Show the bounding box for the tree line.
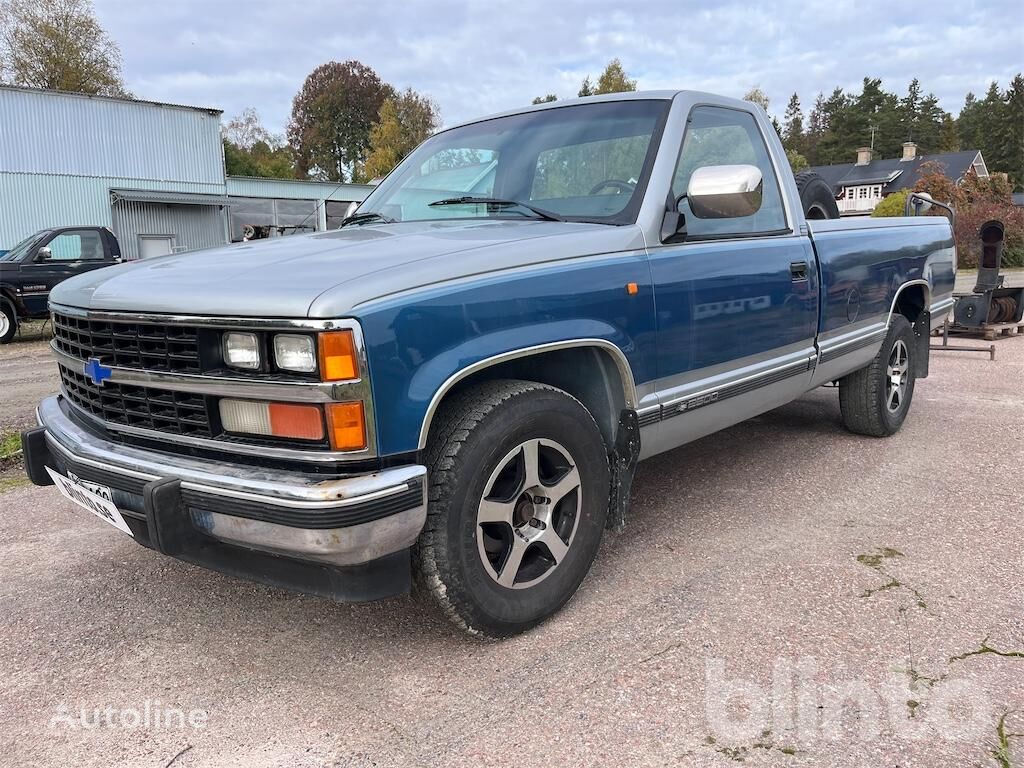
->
[532,67,1022,190]
[757,76,1023,189]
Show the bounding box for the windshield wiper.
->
[338,211,395,228]
[428,196,564,222]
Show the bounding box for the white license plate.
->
[45,466,134,537]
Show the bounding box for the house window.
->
[872,185,882,198]
[859,187,869,199]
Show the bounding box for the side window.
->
[670,106,787,238]
[46,231,105,261]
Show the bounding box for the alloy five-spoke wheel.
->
[886,339,909,413]
[477,438,581,589]
[839,314,916,437]
[414,380,610,637]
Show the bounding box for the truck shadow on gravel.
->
[36,387,891,653]
[70,390,856,649]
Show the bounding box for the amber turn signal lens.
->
[318,330,359,381]
[268,403,325,441]
[327,402,367,451]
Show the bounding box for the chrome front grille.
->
[53,312,202,374]
[59,365,213,437]
[49,305,376,460]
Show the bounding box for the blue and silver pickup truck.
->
[22,91,954,636]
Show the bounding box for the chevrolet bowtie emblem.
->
[84,357,113,386]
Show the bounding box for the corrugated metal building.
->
[225,177,374,242]
[0,85,371,258]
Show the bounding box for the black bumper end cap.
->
[143,477,200,557]
[21,427,54,486]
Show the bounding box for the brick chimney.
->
[901,142,918,162]
[856,147,873,166]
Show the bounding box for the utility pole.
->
[869,123,878,150]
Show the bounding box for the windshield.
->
[355,100,670,226]
[0,231,47,262]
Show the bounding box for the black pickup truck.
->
[0,226,121,343]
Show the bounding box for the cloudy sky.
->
[95,0,1022,135]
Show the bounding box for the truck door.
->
[645,105,819,454]
[20,229,112,314]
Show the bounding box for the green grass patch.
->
[991,712,1022,768]
[0,476,29,493]
[0,432,22,460]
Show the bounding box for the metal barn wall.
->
[111,201,227,261]
[0,86,224,185]
[0,175,229,249]
[0,87,383,251]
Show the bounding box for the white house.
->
[808,142,989,216]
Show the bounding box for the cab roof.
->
[445,90,758,132]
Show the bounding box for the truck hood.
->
[51,220,644,318]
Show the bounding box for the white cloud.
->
[95,0,1024,134]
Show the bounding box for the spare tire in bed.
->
[794,171,840,220]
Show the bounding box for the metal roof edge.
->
[226,175,376,192]
[109,188,231,206]
[0,84,222,115]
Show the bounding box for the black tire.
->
[794,171,840,220]
[414,379,609,637]
[839,315,916,437]
[0,302,17,344]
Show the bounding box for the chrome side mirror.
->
[686,164,763,219]
[35,246,53,262]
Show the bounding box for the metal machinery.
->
[952,220,1024,329]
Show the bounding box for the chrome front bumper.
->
[34,396,427,568]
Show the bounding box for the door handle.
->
[790,261,809,281]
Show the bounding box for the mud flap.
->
[21,427,55,487]
[143,477,200,557]
[607,409,641,532]
[913,310,930,379]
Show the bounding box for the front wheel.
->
[414,380,609,637]
[0,303,17,344]
[839,315,917,436]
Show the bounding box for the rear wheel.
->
[0,303,17,344]
[839,315,916,436]
[794,171,840,220]
[414,380,609,637]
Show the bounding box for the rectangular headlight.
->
[274,334,317,373]
[223,332,260,370]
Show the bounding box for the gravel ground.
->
[0,323,58,433]
[0,324,58,490]
[0,326,1022,767]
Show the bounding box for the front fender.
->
[354,255,657,456]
